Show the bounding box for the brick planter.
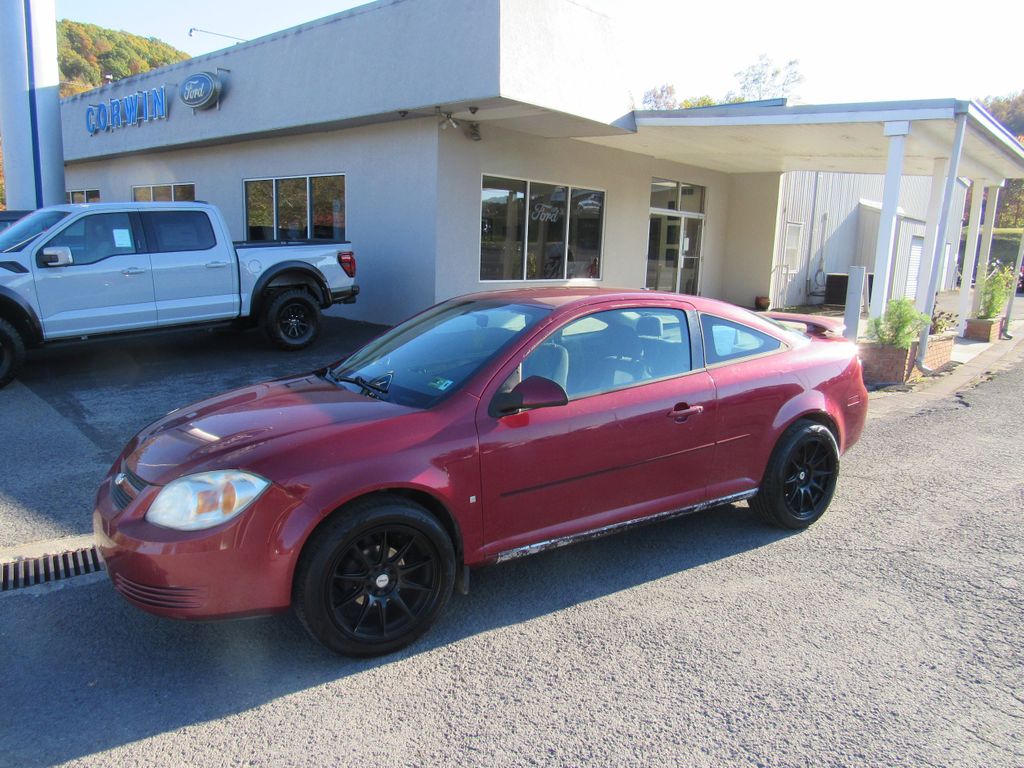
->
[964,317,1003,343]
[859,333,955,385]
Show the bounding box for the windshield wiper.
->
[322,369,389,398]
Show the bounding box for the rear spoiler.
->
[763,311,846,338]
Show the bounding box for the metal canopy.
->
[579,99,1024,181]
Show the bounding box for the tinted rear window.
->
[142,211,216,253]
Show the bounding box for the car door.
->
[141,210,240,325]
[476,303,718,557]
[32,211,156,337]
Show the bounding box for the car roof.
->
[458,287,749,316]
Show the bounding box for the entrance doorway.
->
[646,179,705,294]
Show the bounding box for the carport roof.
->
[580,99,1024,181]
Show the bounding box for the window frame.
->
[131,183,196,203]
[37,210,143,267]
[241,173,347,242]
[697,312,790,368]
[479,173,607,283]
[65,189,101,204]
[140,210,218,254]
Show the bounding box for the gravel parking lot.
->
[1,318,1022,766]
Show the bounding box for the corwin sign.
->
[86,86,168,135]
[179,72,222,110]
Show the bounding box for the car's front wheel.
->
[293,497,456,656]
[751,420,839,529]
[263,289,321,351]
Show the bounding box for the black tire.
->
[751,420,839,530]
[293,496,456,656]
[262,288,321,351]
[0,318,26,389]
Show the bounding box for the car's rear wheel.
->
[751,420,839,529]
[0,318,26,389]
[263,288,321,351]
[293,497,456,656]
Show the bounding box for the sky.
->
[54,0,1021,106]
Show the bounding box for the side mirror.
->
[40,246,73,267]
[489,375,568,418]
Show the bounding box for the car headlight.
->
[145,470,270,531]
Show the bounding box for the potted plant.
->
[965,265,1015,342]
[859,298,935,384]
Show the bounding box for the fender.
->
[0,285,43,345]
[250,261,332,317]
[771,388,845,452]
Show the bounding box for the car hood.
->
[126,373,413,485]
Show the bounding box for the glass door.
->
[678,216,703,295]
[646,213,680,291]
[646,179,705,294]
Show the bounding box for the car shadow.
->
[0,317,386,546]
[2,501,792,765]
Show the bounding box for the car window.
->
[142,211,216,253]
[700,313,782,365]
[507,307,691,400]
[0,210,67,253]
[43,213,137,265]
[334,299,551,409]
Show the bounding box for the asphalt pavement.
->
[1,318,1023,766]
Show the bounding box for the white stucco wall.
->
[63,119,440,326]
[721,173,782,308]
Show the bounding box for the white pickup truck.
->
[0,202,358,387]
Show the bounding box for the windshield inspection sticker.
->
[428,377,454,392]
[112,228,132,248]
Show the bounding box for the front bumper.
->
[93,470,307,620]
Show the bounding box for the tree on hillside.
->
[980,92,1024,228]
[0,21,189,209]
[641,84,678,111]
[57,20,189,97]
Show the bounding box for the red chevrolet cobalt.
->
[95,289,867,656]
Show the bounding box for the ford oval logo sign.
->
[179,72,222,110]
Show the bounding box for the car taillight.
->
[338,251,356,278]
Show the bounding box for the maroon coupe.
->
[94,288,867,655]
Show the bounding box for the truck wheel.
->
[263,289,321,351]
[0,318,26,389]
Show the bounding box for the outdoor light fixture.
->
[465,122,481,141]
[440,111,459,130]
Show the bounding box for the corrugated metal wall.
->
[772,171,968,307]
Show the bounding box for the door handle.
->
[121,267,147,276]
[668,403,704,422]
[205,261,229,269]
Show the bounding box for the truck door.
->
[32,211,157,337]
[141,210,240,325]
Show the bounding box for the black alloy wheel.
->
[781,436,837,521]
[263,288,321,351]
[751,420,840,529]
[294,498,455,656]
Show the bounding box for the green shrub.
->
[930,310,957,335]
[867,297,930,349]
[978,265,1015,319]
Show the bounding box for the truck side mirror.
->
[40,247,73,267]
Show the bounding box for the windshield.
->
[0,210,68,253]
[332,299,551,408]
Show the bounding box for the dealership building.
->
[53,0,1024,326]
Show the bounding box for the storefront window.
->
[132,183,196,203]
[481,175,604,281]
[526,182,568,279]
[481,176,526,280]
[66,189,101,203]
[311,175,346,239]
[568,189,604,278]
[650,178,704,214]
[244,174,346,242]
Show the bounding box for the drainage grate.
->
[1,547,105,592]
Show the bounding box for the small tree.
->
[642,84,678,111]
[868,298,930,349]
[726,54,803,102]
[978,265,1015,319]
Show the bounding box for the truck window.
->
[43,213,137,265]
[141,211,216,253]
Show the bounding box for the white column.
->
[970,184,1002,316]
[915,158,949,310]
[957,180,986,334]
[941,185,968,291]
[917,112,967,368]
[869,121,910,319]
